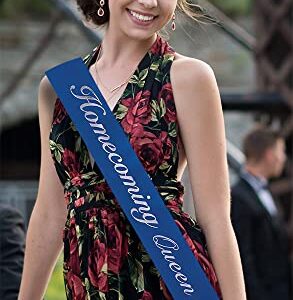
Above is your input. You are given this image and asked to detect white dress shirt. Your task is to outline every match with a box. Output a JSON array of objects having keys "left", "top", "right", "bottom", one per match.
[{"left": 240, "top": 168, "right": 278, "bottom": 216}]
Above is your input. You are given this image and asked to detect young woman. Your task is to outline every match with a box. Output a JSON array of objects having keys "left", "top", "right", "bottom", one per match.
[{"left": 18, "top": 1, "right": 247, "bottom": 299}]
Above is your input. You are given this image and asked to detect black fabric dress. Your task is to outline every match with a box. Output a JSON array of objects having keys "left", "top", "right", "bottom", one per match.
[{"left": 49, "top": 34, "right": 222, "bottom": 300}]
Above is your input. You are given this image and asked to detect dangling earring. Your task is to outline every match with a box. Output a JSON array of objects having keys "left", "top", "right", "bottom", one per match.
[
  {"left": 171, "top": 13, "right": 176, "bottom": 31},
  {"left": 97, "top": 0, "right": 105, "bottom": 17}
]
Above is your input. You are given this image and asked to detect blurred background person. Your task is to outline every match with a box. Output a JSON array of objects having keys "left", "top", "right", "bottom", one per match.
[
  {"left": 0, "top": 203, "right": 26, "bottom": 300},
  {"left": 231, "top": 125, "right": 292, "bottom": 300}
]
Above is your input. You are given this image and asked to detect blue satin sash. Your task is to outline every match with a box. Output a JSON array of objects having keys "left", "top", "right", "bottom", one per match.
[{"left": 45, "top": 57, "right": 219, "bottom": 300}]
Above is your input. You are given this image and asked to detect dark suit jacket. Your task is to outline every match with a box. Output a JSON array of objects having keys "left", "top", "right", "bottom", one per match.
[
  {"left": 0, "top": 203, "right": 26, "bottom": 300},
  {"left": 231, "top": 177, "right": 292, "bottom": 300}
]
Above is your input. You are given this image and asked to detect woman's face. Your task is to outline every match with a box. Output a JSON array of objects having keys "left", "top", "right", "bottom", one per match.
[{"left": 108, "top": 0, "right": 177, "bottom": 40}]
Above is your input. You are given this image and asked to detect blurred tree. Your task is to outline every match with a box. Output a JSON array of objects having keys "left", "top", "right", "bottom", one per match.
[
  {"left": 0, "top": 0, "right": 51, "bottom": 19},
  {"left": 209, "top": 0, "right": 252, "bottom": 16}
]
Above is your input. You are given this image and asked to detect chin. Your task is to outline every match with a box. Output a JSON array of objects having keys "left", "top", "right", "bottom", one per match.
[
  {"left": 123, "top": 28, "right": 157, "bottom": 41},
  {"left": 273, "top": 170, "right": 283, "bottom": 178}
]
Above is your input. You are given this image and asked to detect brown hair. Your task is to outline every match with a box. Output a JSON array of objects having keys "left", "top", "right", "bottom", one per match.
[
  {"left": 76, "top": 0, "right": 210, "bottom": 27},
  {"left": 243, "top": 125, "right": 283, "bottom": 162}
]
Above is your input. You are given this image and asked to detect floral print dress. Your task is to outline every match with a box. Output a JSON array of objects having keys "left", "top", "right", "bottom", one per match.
[{"left": 49, "top": 34, "right": 223, "bottom": 300}]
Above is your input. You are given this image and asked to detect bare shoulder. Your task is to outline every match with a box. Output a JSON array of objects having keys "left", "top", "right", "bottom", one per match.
[
  {"left": 38, "top": 75, "right": 59, "bottom": 121},
  {"left": 172, "top": 52, "right": 214, "bottom": 72},
  {"left": 170, "top": 52, "right": 221, "bottom": 116},
  {"left": 39, "top": 75, "right": 57, "bottom": 102},
  {"left": 170, "top": 52, "right": 218, "bottom": 97},
  {"left": 37, "top": 75, "right": 60, "bottom": 130}
]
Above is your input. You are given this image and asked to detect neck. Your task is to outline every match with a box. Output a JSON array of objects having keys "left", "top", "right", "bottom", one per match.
[
  {"left": 244, "top": 163, "right": 270, "bottom": 180},
  {"left": 98, "top": 29, "right": 157, "bottom": 69}
]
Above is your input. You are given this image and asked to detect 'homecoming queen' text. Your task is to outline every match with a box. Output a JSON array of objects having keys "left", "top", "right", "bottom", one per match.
[{"left": 70, "top": 84, "right": 194, "bottom": 296}]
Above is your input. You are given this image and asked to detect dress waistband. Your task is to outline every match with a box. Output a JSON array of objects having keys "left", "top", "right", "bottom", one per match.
[{"left": 64, "top": 173, "right": 185, "bottom": 212}]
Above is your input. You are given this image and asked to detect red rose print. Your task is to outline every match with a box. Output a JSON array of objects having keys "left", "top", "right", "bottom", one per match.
[
  {"left": 94, "top": 181, "right": 113, "bottom": 198},
  {"left": 121, "top": 90, "right": 152, "bottom": 134},
  {"left": 158, "top": 83, "right": 176, "bottom": 123},
  {"left": 74, "top": 197, "right": 85, "bottom": 208},
  {"left": 63, "top": 149, "right": 77, "bottom": 171},
  {"left": 149, "top": 37, "right": 171, "bottom": 55},
  {"left": 99, "top": 209, "right": 128, "bottom": 274},
  {"left": 62, "top": 149, "right": 84, "bottom": 186},
  {"left": 53, "top": 98, "right": 67, "bottom": 125},
  {"left": 130, "top": 125, "right": 173, "bottom": 174},
  {"left": 130, "top": 125, "right": 164, "bottom": 173},
  {"left": 63, "top": 149, "right": 80, "bottom": 171},
  {"left": 68, "top": 224, "right": 80, "bottom": 275},
  {"left": 96, "top": 271, "right": 108, "bottom": 293},
  {"left": 108, "top": 222, "right": 128, "bottom": 274},
  {"left": 87, "top": 207, "right": 98, "bottom": 230},
  {"left": 141, "top": 290, "right": 153, "bottom": 300},
  {"left": 66, "top": 270, "right": 86, "bottom": 299},
  {"left": 159, "top": 131, "right": 172, "bottom": 161},
  {"left": 150, "top": 40, "right": 162, "bottom": 55},
  {"left": 166, "top": 198, "right": 182, "bottom": 213},
  {"left": 70, "top": 173, "right": 84, "bottom": 187},
  {"left": 88, "top": 239, "right": 108, "bottom": 291},
  {"left": 64, "top": 191, "right": 72, "bottom": 206}
]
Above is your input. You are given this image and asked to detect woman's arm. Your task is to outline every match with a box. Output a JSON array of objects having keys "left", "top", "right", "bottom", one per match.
[
  {"left": 18, "top": 76, "right": 67, "bottom": 300},
  {"left": 170, "top": 57, "right": 247, "bottom": 300}
]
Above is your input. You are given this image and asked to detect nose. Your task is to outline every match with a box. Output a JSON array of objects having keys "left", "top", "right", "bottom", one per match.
[{"left": 137, "top": 0, "right": 158, "bottom": 8}]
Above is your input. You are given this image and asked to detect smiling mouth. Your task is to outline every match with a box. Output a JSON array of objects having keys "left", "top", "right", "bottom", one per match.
[{"left": 127, "top": 8, "right": 158, "bottom": 22}]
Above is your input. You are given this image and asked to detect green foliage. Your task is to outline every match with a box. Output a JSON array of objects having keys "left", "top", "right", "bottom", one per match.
[
  {"left": 45, "top": 254, "right": 66, "bottom": 300},
  {"left": 0, "top": 0, "right": 51, "bottom": 19},
  {"left": 209, "top": 0, "right": 252, "bottom": 16}
]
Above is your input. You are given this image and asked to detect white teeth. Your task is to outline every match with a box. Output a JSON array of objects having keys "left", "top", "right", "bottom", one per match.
[{"left": 129, "top": 10, "right": 154, "bottom": 22}]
